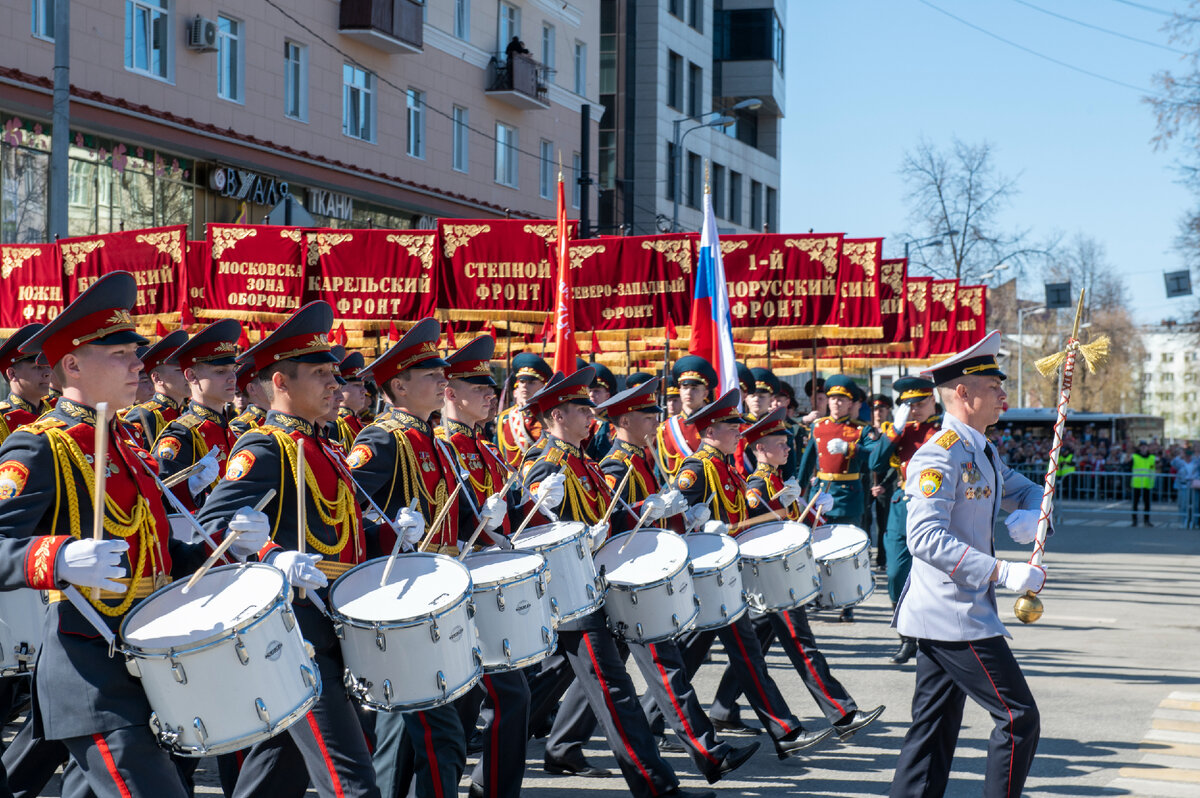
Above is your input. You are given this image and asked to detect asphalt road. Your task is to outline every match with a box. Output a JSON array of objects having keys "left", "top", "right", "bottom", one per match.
[{"left": 16, "top": 511, "right": 1200, "bottom": 796}]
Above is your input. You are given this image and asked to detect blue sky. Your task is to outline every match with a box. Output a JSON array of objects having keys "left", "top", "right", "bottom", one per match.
[{"left": 780, "top": 0, "right": 1197, "bottom": 322}]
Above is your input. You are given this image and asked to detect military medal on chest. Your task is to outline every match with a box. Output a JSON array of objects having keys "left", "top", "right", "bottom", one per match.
[{"left": 418, "top": 450, "right": 437, "bottom": 473}]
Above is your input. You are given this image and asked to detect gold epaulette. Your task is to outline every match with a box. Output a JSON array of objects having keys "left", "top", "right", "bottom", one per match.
[
  {"left": 544, "top": 446, "right": 565, "bottom": 465},
  {"left": 602, "top": 448, "right": 631, "bottom": 467},
  {"left": 433, "top": 425, "right": 448, "bottom": 441},
  {"left": 0, "top": 402, "right": 12, "bottom": 413},
  {"left": 933, "top": 429, "right": 960, "bottom": 450},
  {"left": 174, "top": 413, "right": 204, "bottom": 431},
  {"left": 22, "top": 417, "right": 67, "bottom": 434},
  {"left": 375, "top": 418, "right": 405, "bottom": 435}
]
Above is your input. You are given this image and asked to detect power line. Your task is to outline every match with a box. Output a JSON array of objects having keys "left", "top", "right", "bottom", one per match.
[
  {"left": 1105, "top": 0, "right": 1176, "bottom": 16},
  {"left": 914, "top": 0, "right": 1164, "bottom": 97},
  {"left": 1008, "top": 0, "right": 1188, "bottom": 54}
]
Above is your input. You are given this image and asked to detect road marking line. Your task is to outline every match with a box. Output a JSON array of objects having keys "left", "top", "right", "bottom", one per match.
[
  {"left": 1153, "top": 719, "right": 1200, "bottom": 733},
  {"left": 1141, "top": 742, "right": 1200, "bottom": 759},
  {"left": 1137, "top": 754, "right": 1200, "bottom": 771},
  {"left": 1110, "top": 777, "right": 1200, "bottom": 798},
  {"left": 1147, "top": 729, "right": 1200, "bottom": 745},
  {"left": 1161, "top": 699, "right": 1200, "bottom": 711},
  {"left": 1169, "top": 692, "right": 1200, "bottom": 702},
  {"left": 1119, "top": 767, "right": 1200, "bottom": 783},
  {"left": 1153, "top": 709, "right": 1200, "bottom": 722}
]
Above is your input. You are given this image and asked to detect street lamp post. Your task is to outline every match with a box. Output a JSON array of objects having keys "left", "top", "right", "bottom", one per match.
[
  {"left": 671, "top": 98, "right": 762, "bottom": 233},
  {"left": 1017, "top": 306, "right": 1048, "bottom": 408},
  {"left": 903, "top": 231, "right": 960, "bottom": 267}
]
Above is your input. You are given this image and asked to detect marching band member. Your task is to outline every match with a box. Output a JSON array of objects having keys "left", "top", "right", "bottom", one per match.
[
  {"left": 869, "top": 376, "right": 942, "bottom": 664},
  {"left": 866, "top": 393, "right": 897, "bottom": 570},
  {"left": 709, "top": 408, "right": 885, "bottom": 742},
  {"left": 197, "top": 301, "right": 376, "bottom": 798},
  {"left": 889, "top": 332, "right": 1045, "bottom": 798},
  {"left": 0, "top": 273, "right": 267, "bottom": 796},
  {"left": 495, "top": 353, "right": 552, "bottom": 468},
  {"left": 667, "top": 390, "right": 835, "bottom": 758},
  {"left": 334, "top": 348, "right": 369, "bottom": 450},
  {"left": 154, "top": 320, "right": 242, "bottom": 510},
  {"left": 348, "top": 318, "right": 466, "bottom": 798},
  {"left": 228, "top": 362, "right": 267, "bottom": 439},
  {"left": 801, "top": 376, "right": 827, "bottom": 426},
  {"left": 123, "top": 329, "right": 189, "bottom": 449},
  {"left": 655, "top": 356, "right": 716, "bottom": 479},
  {"left": 581, "top": 359, "right": 617, "bottom": 461},
  {"left": 0, "top": 325, "right": 51, "bottom": 444},
  {"left": 546, "top": 377, "right": 759, "bottom": 785},
  {"left": 520, "top": 367, "right": 713, "bottom": 798},
  {"left": 438, "top": 336, "right": 529, "bottom": 798}
]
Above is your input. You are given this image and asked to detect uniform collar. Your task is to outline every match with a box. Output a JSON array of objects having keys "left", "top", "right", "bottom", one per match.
[
  {"left": 151, "top": 392, "right": 180, "bottom": 411},
  {"left": 752, "top": 461, "right": 779, "bottom": 478},
  {"left": 613, "top": 438, "right": 645, "bottom": 457},
  {"left": 384, "top": 406, "right": 432, "bottom": 435},
  {"left": 943, "top": 412, "right": 987, "bottom": 452},
  {"left": 265, "top": 409, "right": 315, "bottom": 437},
  {"left": 55, "top": 398, "right": 99, "bottom": 425},
  {"left": 697, "top": 442, "right": 725, "bottom": 460},
  {"left": 186, "top": 400, "right": 225, "bottom": 424},
  {"left": 444, "top": 417, "right": 476, "bottom": 438},
  {"left": 543, "top": 433, "right": 582, "bottom": 459},
  {"left": 7, "top": 393, "right": 38, "bottom": 413},
  {"left": 337, "top": 406, "right": 356, "bottom": 420}
]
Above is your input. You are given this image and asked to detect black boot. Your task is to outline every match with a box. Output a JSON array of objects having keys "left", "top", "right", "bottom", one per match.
[{"left": 891, "top": 637, "right": 917, "bottom": 665}]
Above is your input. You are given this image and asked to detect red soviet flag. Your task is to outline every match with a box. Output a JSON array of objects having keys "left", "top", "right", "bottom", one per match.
[{"left": 550, "top": 170, "right": 578, "bottom": 375}]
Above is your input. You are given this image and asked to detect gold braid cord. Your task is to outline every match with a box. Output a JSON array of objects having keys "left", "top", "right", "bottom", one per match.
[
  {"left": 45, "top": 429, "right": 156, "bottom": 616},
  {"left": 563, "top": 469, "right": 606, "bottom": 524},
  {"left": 1035, "top": 335, "right": 1111, "bottom": 378},
  {"left": 390, "top": 431, "right": 449, "bottom": 530},
  {"left": 702, "top": 458, "right": 746, "bottom": 520},
  {"left": 273, "top": 432, "right": 356, "bottom": 557}
]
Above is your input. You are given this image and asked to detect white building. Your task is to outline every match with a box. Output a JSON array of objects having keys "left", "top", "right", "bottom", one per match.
[{"left": 1136, "top": 324, "right": 1200, "bottom": 439}]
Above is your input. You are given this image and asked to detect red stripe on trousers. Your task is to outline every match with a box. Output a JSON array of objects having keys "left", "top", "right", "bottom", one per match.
[
  {"left": 482, "top": 675, "right": 501, "bottom": 797},
  {"left": 969, "top": 643, "right": 1016, "bottom": 798},
  {"left": 305, "top": 712, "right": 347, "bottom": 798},
  {"left": 648, "top": 643, "right": 719, "bottom": 766},
  {"left": 581, "top": 631, "right": 658, "bottom": 794},
  {"left": 780, "top": 611, "right": 846, "bottom": 717},
  {"left": 727, "top": 622, "right": 792, "bottom": 735},
  {"left": 91, "top": 734, "right": 132, "bottom": 798},
  {"left": 416, "top": 711, "right": 445, "bottom": 798}
]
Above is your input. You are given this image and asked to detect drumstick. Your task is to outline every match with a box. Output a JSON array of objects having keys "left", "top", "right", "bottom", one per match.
[
  {"left": 458, "top": 468, "right": 523, "bottom": 561},
  {"left": 296, "top": 441, "right": 307, "bottom": 600},
  {"left": 598, "top": 466, "right": 633, "bottom": 529},
  {"left": 379, "top": 496, "right": 420, "bottom": 587},
  {"left": 509, "top": 462, "right": 570, "bottom": 545},
  {"left": 181, "top": 489, "right": 277, "bottom": 594},
  {"left": 161, "top": 460, "right": 206, "bottom": 490},
  {"left": 133, "top": 454, "right": 223, "bottom": 552},
  {"left": 91, "top": 403, "right": 109, "bottom": 601},
  {"left": 417, "top": 481, "right": 463, "bottom": 553},
  {"left": 617, "top": 503, "right": 657, "bottom": 554}
]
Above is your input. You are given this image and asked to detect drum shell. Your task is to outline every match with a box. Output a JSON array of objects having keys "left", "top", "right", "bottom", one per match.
[
  {"left": 330, "top": 555, "right": 481, "bottom": 712},
  {"left": 464, "top": 550, "right": 557, "bottom": 672},
  {"left": 686, "top": 533, "right": 747, "bottom": 631},
  {"left": 811, "top": 525, "right": 874, "bottom": 609},
  {"left": 120, "top": 564, "right": 321, "bottom": 757},
  {"left": 738, "top": 522, "right": 821, "bottom": 613},
  {"left": 0, "top": 589, "right": 46, "bottom": 676},
  {"left": 595, "top": 530, "right": 698, "bottom": 644},
  {"left": 511, "top": 523, "right": 603, "bottom": 623}
]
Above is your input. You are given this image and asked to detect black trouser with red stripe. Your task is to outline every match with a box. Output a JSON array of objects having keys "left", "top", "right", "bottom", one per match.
[
  {"left": 372, "top": 705, "right": 465, "bottom": 798},
  {"left": 890, "top": 637, "right": 1040, "bottom": 798},
  {"left": 455, "top": 671, "right": 530, "bottom": 798},
  {"left": 547, "top": 636, "right": 734, "bottom": 781},
  {"left": 60, "top": 726, "right": 188, "bottom": 798},
  {"left": 710, "top": 607, "right": 857, "bottom": 725}
]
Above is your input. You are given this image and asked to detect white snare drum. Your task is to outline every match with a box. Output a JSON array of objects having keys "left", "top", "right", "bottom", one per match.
[
  {"left": 0, "top": 589, "right": 46, "bottom": 676},
  {"left": 686, "top": 533, "right": 747, "bottom": 631},
  {"left": 463, "top": 550, "right": 556, "bottom": 672},
  {"left": 120, "top": 564, "right": 320, "bottom": 757},
  {"left": 811, "top": 525, "right": 874, "bottom": 609},
  {"left": 736, "top": 521, "right": 820, "bottom": 613},
  {"left": 330, "top": 554, "right": 481, "bottom": 712},
  {"left": 594, "top": 529, "right": 697, "bottom": 643},
  {"left": 511, "top": 523, "right": 603, "bottom": 623}
]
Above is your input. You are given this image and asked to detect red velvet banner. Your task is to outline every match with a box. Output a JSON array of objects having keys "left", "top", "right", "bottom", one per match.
[
  {"left": 201, "top": 224, "right": 306, "bottom": 322},
  {"left": 0, "top": 243, "right": 63, "bottom": 332},
  {"left": 180, "top": 241, "right": 206, "bottom": 326},
  {"left": 955, "top": 284, "right": 987, "bottom": 349},
  {"left": 826, "top": 256, "right": 909, "bottom": 360},
  {"left": 927, "top": 279, "right": 960, "bottom": 357},
  {"left": 435, "top": 219, "right": 576, "bottom": 325},
  {"left": 905, "top": 277, "right": 933, "bottom": 361},
  {"left": 305, "top": 229, "right": 437, "bottom": 328},
  {"left": 60, "top": 225, "right": 186, "bottom": 324},
  {"left": 569, "top": 234, "right": 694, "bottom": 334},
  {"left": 718, "top": 233, "right": 843, "bottom": 339},
  {"left": 835, "top": 237, "right": 883, "bottom": 339}
]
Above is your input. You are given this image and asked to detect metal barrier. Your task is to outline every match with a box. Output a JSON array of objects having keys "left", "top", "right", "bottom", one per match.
[{"left": 1002, "top": 466, "right": 1197, "bottom": 526}]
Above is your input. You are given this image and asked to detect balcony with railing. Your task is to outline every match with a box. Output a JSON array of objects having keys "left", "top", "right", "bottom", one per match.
[
  {"left": 339, "top": 0, "right": 423, "bottom": 54},
  {"left": 486, "top": 52, "right": 552, "bottom": 110}
]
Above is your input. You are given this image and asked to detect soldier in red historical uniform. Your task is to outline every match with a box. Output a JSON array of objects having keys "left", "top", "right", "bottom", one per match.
[
  {"left": 654, "top": 355, "right": 715, "bottom": 479},
  {"left": 228, "top": 361, "right": 267, "bottom": 439},
  {"left": 332, "top": 345, "right": 368, "bottom": 450},
  {"left": 122, "top": 329, "right": 189, "bottom": 449},
  {"left": 495, "top": 352, "right": 552, "bottom": 468},
  {"left": 0, "top": 325, "right": 52, "bottom": 444}
]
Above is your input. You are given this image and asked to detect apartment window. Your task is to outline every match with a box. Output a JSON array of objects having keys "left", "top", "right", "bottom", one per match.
[
  {"left": 668, "top": 0, "right": 682, "bottom": 19},
  {"left": 688, "top": 0, "right": 702, "bottom": 32},
  {"left": 667, "top": 51, "right": 682, "bottom": 110},
  {"left": 405, "top": 89, "right": 426, "bottom": 158},
  {"left": 572, "top": 152, "right": 582, "bottom": 208},
  {"left": 687, "top": 62, "right": 702, "bottom": 118},
  {"left": 343, "top": 64, "right": 375, "bottom": 142},
  {"left": 124, "top": 0, "right": 170, "bottom": 80},
  {"left": 454, "top": 0, "right": 470, "bottom": 40},
  {"left": 452, "top": 106, "right": 469, "bottom": 172},
  {"left": 216, "top": 16, "right": 244, "bottom": 102},
  {"left": 539, "top": 140, "right": 554, "bottom": 200},
  {"left": 495, "top": 123, "right": 519, "bottom": 187},
  {"left": 499, "top": 3, "right": 520, "bottom": 49},
  {"left": 729, "top": 171, "right": 742, "bottom": 225},
  {"left": 712, "top": 164, "right": 726, "bottom": 218},
  {"left": 31, "top": 0, "right": 54, "bottom": 40},
  {"left": 750, "top": 179, "right": 763, "bottom": 230},
  {"left": 1163, "top": 352, "right": 1175, "bottom": 362},
  {"left": 284, "top": 41, "right": 308, "bottom": 121},
  {"left": 599, "top": 131, "right": 615, "bottom": 190},
  {"left": 666, "top": 141, "right": 677, "bottom": 202},
  {"left": 542, "top": 24, "right": 555, "bottom": 72},
  {"left": 766, "top": 186, "right": 778, "bottom": 233},
  {"left": 686, "top": 152, "right": 701, "bottom": 210},
  {"left": 574, "top": 41, "right": 587, "bottom": 95}
]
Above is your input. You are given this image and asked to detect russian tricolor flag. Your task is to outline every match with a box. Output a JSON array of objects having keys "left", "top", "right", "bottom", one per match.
[{"left": 688, "top": 187, "right": 739, "bottom": 398}]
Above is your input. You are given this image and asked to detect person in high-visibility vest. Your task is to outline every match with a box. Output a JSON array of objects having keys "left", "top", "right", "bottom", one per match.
[
  {"left": 1131, "top": 441, "right": 1156, "bottom": 527},
  {"left": 1057, "top": 448, "right": 1076, "bottom": 499}
]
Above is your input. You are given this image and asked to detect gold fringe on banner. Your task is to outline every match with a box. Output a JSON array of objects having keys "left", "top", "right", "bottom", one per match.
[
  {"left": 195, "top": 309, "right": 294, "bottom": 323},
  {"left": 434, "top": 309, "right": 548, "bottom": 324},
  {"left": 1034, "top": 335, "right": 1111, "bottom": 378}
]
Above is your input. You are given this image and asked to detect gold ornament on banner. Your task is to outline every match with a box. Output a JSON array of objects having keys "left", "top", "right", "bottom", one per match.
[{"left": 211, "top": 227, "right": 257, "bottom": 258}]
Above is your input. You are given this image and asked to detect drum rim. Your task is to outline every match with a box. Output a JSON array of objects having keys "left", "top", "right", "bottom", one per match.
[
  {"left": 817, "top": 579, "right": 875, "bottom": 609},
  {"left": 328, "top": 553, "right": 474, "bottom": 625},
  {"left": 120, "top": 563, "right": 288, "bottom": 654},
  {"left": 737, "top": 541, "right": 811, "bottom": 564},
  {"left": 594, "top": 529, "right": 690, "bottom": 585},
  {"left": 463, "top": 551, "right": 548, "bottom": 590},
  {"left": 479, "top": 627, "right": 558, "bottom": 673},
  {"left": 692, "top": 597, "right": 749, "bottom": 631},
  {"left": 351, "top": 660, "right": 482, "bottom": 713},
  {"left": 812, "top": 540, "right": 870, "bottom": 563},
  {"left": 690, "top": 556, "right": 741, "bottom": 577},
  {"left": 331, "top": 585, "right": 474, "bottom": 631},
  {"left": 600, "top": 560, "right": 690, "bottom": 592},
  {"left": 610, "top": 602, "right": 700, "bottom": 644},
  {"left": 746, "top": 585, "right": 820, "bottom": 614},
  {"left": 510, "top": 521, "right": 588, "bottom": 551}
]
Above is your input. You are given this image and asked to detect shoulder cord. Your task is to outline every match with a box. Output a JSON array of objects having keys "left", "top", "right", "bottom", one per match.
[
  {"left": 388, "top": 428, "right": 449, "bottom": 530},
  {"left": 273, "top": 431, "right": 356, "bottom": 556},
  {"left": 701, "top": 457, "right": 746, "bottom": 522},
  {"left": 563, "top": 464, "right": 606, "bottom": 524}
]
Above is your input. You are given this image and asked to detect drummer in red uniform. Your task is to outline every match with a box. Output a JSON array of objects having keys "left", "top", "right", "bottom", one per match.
[
  {"left": 122, "top": 329, "right": 189, "bottom": 449},
  {"left": 655, "top": 356, "right": 715, "bottom": 479},
  {"left": 333, "top": 347, "right": 368, "bottom": 450},
  {"left": 0, "top": 325, "right": 52, "bottom": 444},
  {"left": 495, "top": 353, "right": 552, "bottom": 468}
]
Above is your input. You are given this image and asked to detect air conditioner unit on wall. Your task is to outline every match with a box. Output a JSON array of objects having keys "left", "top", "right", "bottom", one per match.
[{"left": 187, "top": 15, "right": 218, "bottom": 52}]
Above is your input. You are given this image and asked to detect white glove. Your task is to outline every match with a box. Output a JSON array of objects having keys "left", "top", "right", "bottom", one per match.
[
  {"left": 639, "top": 494, "right": 667, "bottom": 523},
  {"left": 226, "top": 507, "right": 271, "bottom": 559},
  {"left": 811, "top": 490, "right": 835, "bottom": 513},
  {"left": 187, "top": 449, "right": 221, "bottom": 497},
  {"left": 826, "top": 437, "right": 848, "bottom": 455},
  {"left": 395, "top": 507, "right": 426, "bottom": 552},
  {"left": 481, "top": 494, "right": 507, "bottom": 532},
  {"left": 56, "top": 539, "right": 129, "bottom": 592},
  {"left": 996, "top": 560, "right": 1046, "bottom": 593},
  {"left": 683, "top": 504, "right": 711, "bottom": 532},
  {"left": 589, "top": 521, "right": 610, "bottom": 551},
  {"left": 535, "top": 473, "right": 566, "bottom": 513},
  {"left": 268, "top": 550, "right": 328, "bottom": 591},
  {"left": 659, "top": 489, "right": 688, "bottom": 517},
  {"left": 776, "top": 478, "right": 802, "bottom": 508},
  {"left": 892, "top": 403, "right": 911, "bottom": 430},
  {"left": 701, "top": 519, "right": 729, "bottom": 536},
  {"left": 1005, "top": 509, "right": 1040, "bottom": 545}
]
